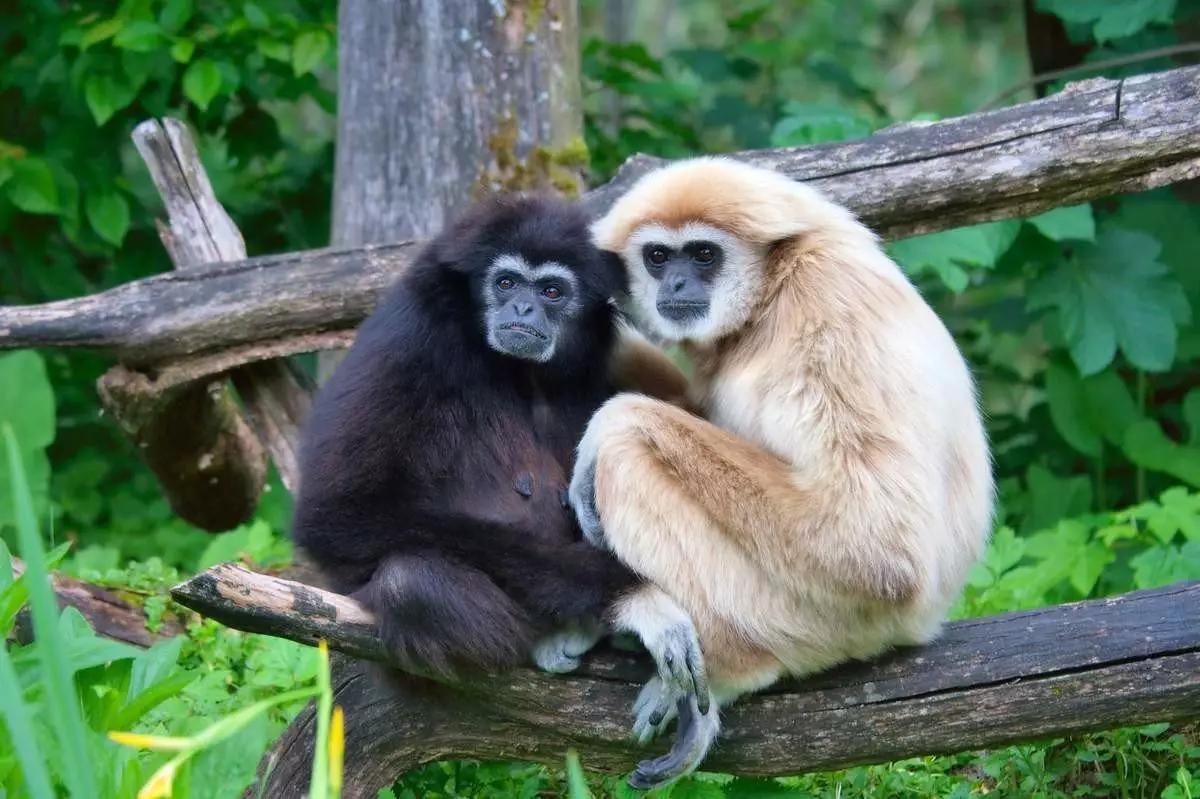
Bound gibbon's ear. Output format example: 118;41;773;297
597;249;631;300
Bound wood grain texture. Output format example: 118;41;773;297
169;564;1200;798
4;66;1200;370
94;120;313;532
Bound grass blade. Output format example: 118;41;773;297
309;639;333;799
3;423;97;798
0;641;56;799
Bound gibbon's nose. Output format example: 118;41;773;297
669;275;688;293
514;300;534;317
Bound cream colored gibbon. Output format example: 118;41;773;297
568;156;995;789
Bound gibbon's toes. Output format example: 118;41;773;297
652;621;712;715
632;677;679;744
627;694;719;791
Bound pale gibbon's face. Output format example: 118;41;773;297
620;221;766;343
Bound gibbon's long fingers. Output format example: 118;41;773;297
632;677;680;744
628;694;721;791
612;585;712;715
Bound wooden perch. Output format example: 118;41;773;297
171;563;1200;798
3;66;1200;374
93;119;314;532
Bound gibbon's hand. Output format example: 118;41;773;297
641;612;711;718
567;456;609;550
531;617;606;674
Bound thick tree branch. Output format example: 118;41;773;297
2;66;1199;371
171;564;1200;798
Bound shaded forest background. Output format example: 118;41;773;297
2;0;1200;797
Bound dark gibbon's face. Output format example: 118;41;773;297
483;254;586;363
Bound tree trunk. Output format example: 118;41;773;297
318;0;585;382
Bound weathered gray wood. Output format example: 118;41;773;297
3;66;1199;370
169;564;1200;797
94;119;313;531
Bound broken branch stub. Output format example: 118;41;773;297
95;119;315;531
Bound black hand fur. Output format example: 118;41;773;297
290;194;642;680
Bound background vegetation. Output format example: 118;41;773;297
2;0;1200;796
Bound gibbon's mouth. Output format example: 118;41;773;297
657;300;710;323
498;322;549;341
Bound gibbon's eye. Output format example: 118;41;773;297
497;277;516;291
694;246;715;266
542;285;563;300
647;247;670;267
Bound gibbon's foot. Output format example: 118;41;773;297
567;459;610;550
628;693;720;791
532;618;606;674
643;617;711;716
632;676;679;744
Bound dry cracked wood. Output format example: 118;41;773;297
3;66;1200;372
91;119;313;532
170;563;1200;798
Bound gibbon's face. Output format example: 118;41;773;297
483;253;584;363
624;221;765;342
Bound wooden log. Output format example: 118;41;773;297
3;65;1200;370
169;563;1200;797
93;119;315;532
9;558;184;648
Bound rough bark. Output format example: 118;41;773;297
318;0;585;383
168;564;1200;798
4;66;1200;372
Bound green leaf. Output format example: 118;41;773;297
669;779;729;799
80;18;124;50
160;0;194;34
889;220;1021;293
1070;541;1114;596
244;2;270;29
1122;419;1200;487
1079;368;1142;446
256;38;291;63
1146;487;1200;544
0;644;56;799
5;157;59;214
0;352;56;528
1185;389;1200;447
292;29;330;76
84;72;135;126
1044;361;1102;457
1036;0;1176;42
723;776;806;798
1023;464;1092;535
113;20;162;52
1028;204;1096;243
1027;227;1191;375
85;189;131;247
1130;542;1200;589
183;58;223;110
170;38;196;63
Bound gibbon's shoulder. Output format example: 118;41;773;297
591;156;866;253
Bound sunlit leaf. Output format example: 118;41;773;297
85;188;130;246
5;157;59;214
292;29;330;76
1028;204;1096;243
183;58;223;110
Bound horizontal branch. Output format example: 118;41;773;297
171;564;1200;796
3;66;1200;369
